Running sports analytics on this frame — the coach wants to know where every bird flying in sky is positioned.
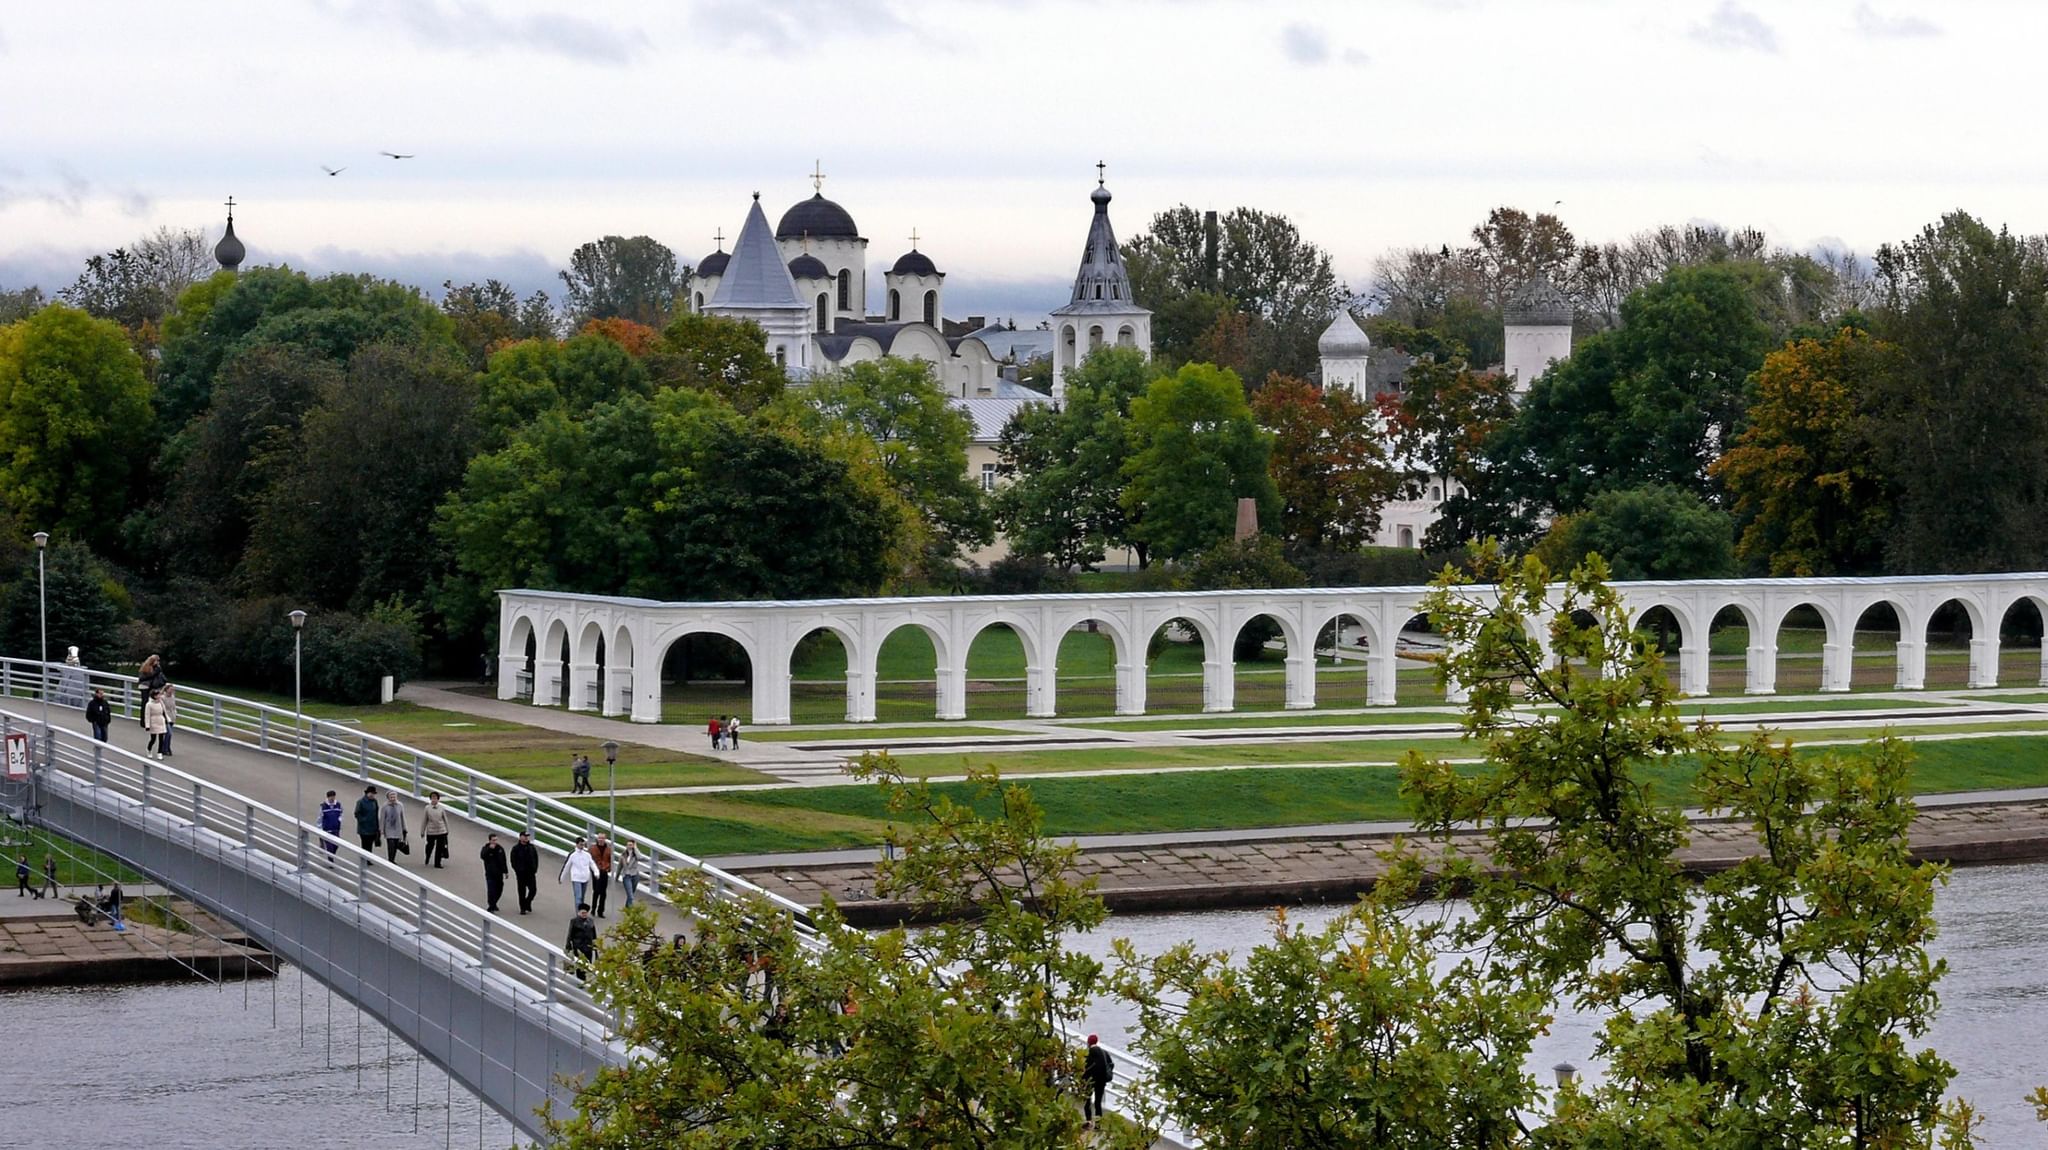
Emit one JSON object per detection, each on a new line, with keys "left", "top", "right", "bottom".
{"left": 321, "top": 165, "right": 346, "bottom": 176}
{"left": 381, "top": 151, "right": 415, "bottom": 159}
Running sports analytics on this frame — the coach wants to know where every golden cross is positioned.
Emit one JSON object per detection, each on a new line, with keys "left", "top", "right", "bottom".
{"left": 810, "top": 159, "right": 827, "bottom": 192}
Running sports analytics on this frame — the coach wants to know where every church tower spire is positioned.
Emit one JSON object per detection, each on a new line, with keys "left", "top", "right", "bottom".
{"left": 1048, "top": 164, "right": 1151, "bottom": 404}
{"left": 214, "top": 195, "right": 246, "bottom": 272}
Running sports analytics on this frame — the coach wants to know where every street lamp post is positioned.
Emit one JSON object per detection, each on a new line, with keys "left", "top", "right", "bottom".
{"left": 290, "top": 609, "right": 307, "bottom": 866}
{"left": 31, "top": 531, "right": 47, "bottom": 810}
{"left": 602, "top": 739, "right": 619, "bottom": 842}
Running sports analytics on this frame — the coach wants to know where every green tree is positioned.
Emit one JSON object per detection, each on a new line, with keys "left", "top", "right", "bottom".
{"left": 1121, "top": 363, "right": 1277, "bottom": 564}
{"left": 777, "top": 358, "right": 991, "bottom": 560}
{"left": 1869, "top": 212, "right": 2048, "bottom": 572}
{"left": 993, "top": 347, "right": 1158, "bottom": 570}
{"left": 1710, "top": 327, "right": 1895, "bottom": 576}
{"left": 547, "top": 756, "right": 1146, "bottom": 1149}
{"left": 652, "top": 312, "right": 787, "bottom": 412}
{"left": 1123, "top": 206, "right": 1345, "bottom": 380}
{"left": 0, "top": 285, "right": 43, "bottom": 324}
{"left": 1112, "top": 903, "right": 1546, "bottom": 1149}
{"left": 0, "top": 305, "right": 153, "bottom": 552}
{"left": 1384, "top": 553, "right": 1975, "bottom": 1147}
{"left": 245, "top": 345, "right": 478, "bottom": 611}
{"left": 440, "top": 278, "right": 560, "bottom": 368}
{"left": 0, "top": 539, "right": 124, "bottom": 667}
{"left": 1378, "top": 353, "right": 1522, "bottom": 552}
{"left": 559, "top": 235, "right": 686, "bottom": 328}
{"left": 1532, "top": 484, "right": 1736, "bottom": 581}
{"left": 474, "top": 333, "right": 649, "bottom": 449}
{"left": 1252, "top": 376, "right": 1398, "bottom": 551}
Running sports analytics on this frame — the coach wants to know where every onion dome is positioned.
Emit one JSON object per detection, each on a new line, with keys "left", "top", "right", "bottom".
{"left": 1504, "top": 275, "right": 1572, "bottom": 327}
{"left": 788, "top": 253, "right": 828, "bottom": 280}
{"left": 890, "top": 249, "right": 938, "bottom": 276}
{"left": 214, "top": 208, "right": 245, "bottom": 271}
{"left": 775, "top": 193, "right": 860, "bottom": 240}
{"left": 1318, "top": 310, "right": 1371, "bottom": 358}
{"left": 696, "top": 249, "right": 729, "bottom": 278}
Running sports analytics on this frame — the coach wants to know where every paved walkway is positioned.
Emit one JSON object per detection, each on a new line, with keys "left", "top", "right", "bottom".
{"left": 36, "top": 705, "right": 680, "bottom": 948}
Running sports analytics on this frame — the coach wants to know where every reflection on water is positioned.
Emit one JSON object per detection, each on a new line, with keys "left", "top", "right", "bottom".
{"left": 0, "top": 965, "right": 517, "bottom": 1150}
{"left": 1073, "top": 863, "right": 2048, "bottom": 1146}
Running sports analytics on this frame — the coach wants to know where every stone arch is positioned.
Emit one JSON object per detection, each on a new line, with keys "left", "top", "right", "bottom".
{"left": 1049, "top": 615, "right": 1128, "bottom": 717}
{"left": 1628, "top": 601, "right": 1698, "bottom": 649}
{"left": 961, "top": 615, "right": 1046, "bottom": 719}
{"left": 1918, "top": 596, "right": 1988, "bottom": 689}
{"left": 1997, "top": 594, "right": 2048, "bottom": 688}
{"left": 1846, "top": 599, "right": 1906, "bottom": 690}
{"left": 504, "top": 612, "right": 538, "bottom": 701}
{"left": 875, "top": 620, "right": 951, "bottom": 720}
{"left": 1228, "top": 610, "right": 1304, "bottom": 711}
{"left": 1764, "top": 600, "right": 1845, "bottom": 694}
{"left": 1141, "top": 614, "right": 1217, "bottom": 715}
{"left": 789, "top": 623, "right": 863, "bottom": 723}
{"left": 608, "top": 624, "right": 636, "bottom": 715}
{"left": 652, "top": 624, "right": 759, "bottom": 723}
{"left": 1088, "top": 324, "right": 1104, "bottom": 352}
{"left": 1309, "top": 608, "right": 1384, "bottom": 707}
{"left": 539, "top": 617, "right": 572, "bottom": 706}
{"left": 572, "top": 619, "right": 608, "bottom": 712}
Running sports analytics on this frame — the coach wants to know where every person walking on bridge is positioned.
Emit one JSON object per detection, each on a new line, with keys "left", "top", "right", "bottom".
{"left": 16, "top": 853, "right": 35, "bottom": 898}
{"left": 143, "top": 691, "right": 167, "bottom": 760}
{"left": 1082, "top": 1034, "right": 1114, "bottom": 1128}
{"left": 85, "top": 688, "right": 111, "bottom": 742}
{"left": 379, "top": 790, "right": 410, "bottom": 862}
{"left": 566, "top": 904, "right": 597, "bottom": 980}
{"left": 510, "top": 831, "right": 539, "bottom": 914}
{"left": 589, "top": 834, "right": 613, "bottom": 917}
{"left": 318, "top": 790, "right": 344, "bottom": 863}
{"left": 353, "top": 786, "right": 382, "bottom": 859}
{"left": 420, "top": 792, "right": 451, "bottom": 868}
{"left": 479, "top": 833, "right": 508, "bottom": 913}
{"left": 156, "top": 682, "right": 178, "bottom": 758}
{"left": 616, "top": 839, "right": 641, "bottom": 908}
{"left": 39, "top": 854, "right": 58, "bottom": 900}
{"left": 559, "top": 837, "right": 596, "bottom": 910}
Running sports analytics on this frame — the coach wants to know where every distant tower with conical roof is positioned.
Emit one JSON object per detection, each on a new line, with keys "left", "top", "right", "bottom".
{"left": 214, "top": 196, "right": 246, "bottom": 273}
{"left": 1049, "top": 163, "right": 1151, "bottom": 405}
{"left": 704, "top": 193, "right": 814, "bottom": 373}
{"left": 1502, "top": 274, "right": 1573, "bottom": 395}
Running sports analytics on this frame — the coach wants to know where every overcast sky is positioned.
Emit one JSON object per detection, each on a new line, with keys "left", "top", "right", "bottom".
{"left": 0, "top": 0, "right": 2033, "bottom": 321}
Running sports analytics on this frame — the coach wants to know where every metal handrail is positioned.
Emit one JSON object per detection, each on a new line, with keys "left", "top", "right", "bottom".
{"left": 4, "top": 705, "right": 610, "bottom": 1039}
{"left": 10, "top": 659, "right": 1180, "bottom": 1143}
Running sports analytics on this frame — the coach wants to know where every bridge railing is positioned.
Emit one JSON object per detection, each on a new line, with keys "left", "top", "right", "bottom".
{"left": 4, "top": 659, "right": 1182, "bottom": 1144}
{"left": 0, "top": 657, "right": 815, "bottom": 930}
{"left": 3, "top": 704, "right": 612, "bottom": 1040}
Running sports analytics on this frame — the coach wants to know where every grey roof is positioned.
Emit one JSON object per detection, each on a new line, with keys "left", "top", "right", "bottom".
{"left": 1504, "top": 275, "right": 1572, "bottom": 327}
{"left": 788, "top": 253, "right": 829, "bottom": 280}
{"left": 965, "top": 324, "right": 1054, "bottom": 363}
{"left": 707, "top": 197, "right": 804, "bottom": 311}
{"left": 889, "top": 249, "right": 939, "bottom": 277}
{"left": 816, "top": 321, "right": 918, "bottom": 362}
{"left": 695, "top": 249, "right": 729, "bottom": 278}
{"left": 1049, "top": 179, "right": 1148, "bottom": 318}
{"left": 776, "top": 193, "right": 860, "bottom": 240}
{"left": 214, "top": 213, "right": 244, "bottom": 270}
{"left": 1318, "top": 310, "right": 1370, "bottom": 358}
{"left": 948, "top": 394, "right": 1046, "bottom": 441}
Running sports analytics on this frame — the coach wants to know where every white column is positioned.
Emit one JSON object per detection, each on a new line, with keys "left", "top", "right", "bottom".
{"left": 1678, "top": 644, "right": 1709, "bottom": 697}
{"left": 1368, "top": 645, "right": 1399, "bottom": 707}
{"left": 1745, "top": 642, "right": 1776, "bottom": 695}
{"left": 566, "top": 662, "right": 599, "bottom": 712}
{"left": 497, "top": 655, "right": 525, "bottom": 701}
{"left": 1203, "top": 657, "right": 1233, "bottom": 712}
{"left": 1025, "top": 661, "right": 1057, "bottom": 718}
{"left": 1894, "top": 640, "right": 1926, "bottom": 691}
{"left": 601, "top": 665, "right": 630, "bottom": 717}
{"left": 843, "top": 667, "right": 874, "bottom": 723}
{"left": 629, "top": 666, "right": 662, "bottom": 723}
{"left": 1114, "top": 661, "right": 1146, "bottom": 715}
{"left": 532, "top": 655, "right": 561, "bottom": 707}
{"left": 935, "top": 663, "right": 967, "bottom": 721}
{"left": 752, "top": 645, "right": 792, "bottom": 725}
{"left": 1820, "top": 642, "right": 1852, "bottom": 692}
{"left": 1969, "top": 637, "right": 2000, "bottom": 689}
{"left": 1283, "top": 651, "right": 1316, "bottom": 710}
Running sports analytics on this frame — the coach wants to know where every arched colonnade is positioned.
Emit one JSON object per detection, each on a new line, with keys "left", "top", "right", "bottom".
{"left": 497, "top": 574, "right": 2048, "bottom": 724}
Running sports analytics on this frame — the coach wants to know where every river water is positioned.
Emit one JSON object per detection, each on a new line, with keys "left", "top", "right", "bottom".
{"left": 2, "top": 864, "right": 2044, "bottom": 1147}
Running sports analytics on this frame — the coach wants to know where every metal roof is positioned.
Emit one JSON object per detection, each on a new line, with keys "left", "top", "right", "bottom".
{"left": 707, "top": 197, "right": 804, "bottom": 311}
{"left": 948, "top": 394, "right": 1046, "bottom": 441}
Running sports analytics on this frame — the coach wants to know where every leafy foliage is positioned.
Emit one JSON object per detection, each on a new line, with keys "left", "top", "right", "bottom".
{"left": 0, "top": 539, "right": 125, "bottom": 667}
{"left": 1251, "top": 375, "right": 1399, "bottom": 551}
{"left": 0, "top": 305, "right": 153, "bottom": 553}
{"left": 1121, "top": 363, "right": 1277, "bottom": 563}
{"left": 558, "top": 234, "right": 687, "bottom": 328}
{"left": 993, "top": 347, "right": 1157, "bottom": 570}
{"left": 1532, "top": 484, "right": 1736, "bottom": 581}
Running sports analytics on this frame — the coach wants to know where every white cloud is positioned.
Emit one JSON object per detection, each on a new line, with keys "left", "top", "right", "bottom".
{"left": 1280, "top": 22, "right": 1329, "bottom": 65}
{"left": 689, "top": 0, "right": 909, "bottom": 51}
{"left": 321, "top": 1, "right": 649, "bottom": 64}
{"left": 1689, "top": 2, "right": 1778, "bottom": 52}
{"left": 1852, "top": 3, "right": 1940, "bottom": 38}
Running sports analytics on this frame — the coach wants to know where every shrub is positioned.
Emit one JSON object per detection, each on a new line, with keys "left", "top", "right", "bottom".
{"left": 0, "top": 539, "right": 125, "bottom": 666}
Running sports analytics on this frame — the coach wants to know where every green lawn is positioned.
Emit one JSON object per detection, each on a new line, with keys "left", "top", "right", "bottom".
{"left": 2, "top": 824, "right": 146, "bottom": 887}
{"left": 746, "top": 725, "right": 1022, "bottom": 743}
{"left": 584, "top": 734, "right": 2048, "bottom": 859}
{"left": 1062, "top": 709, "right": 1465, "bottom": 732}
{"left": 886, "top": 737, "right": 1477, "bottom": 776}
{"left": 1675, "top": 697, "right": 1960, "bottom": 717}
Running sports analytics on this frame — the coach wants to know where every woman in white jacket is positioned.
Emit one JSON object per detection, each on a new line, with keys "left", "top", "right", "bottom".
{"left": 143, "top": 694, "right": 168, "bottom": 760}
{"left": 559, "top": 837, "right": 596, "bottom": 910}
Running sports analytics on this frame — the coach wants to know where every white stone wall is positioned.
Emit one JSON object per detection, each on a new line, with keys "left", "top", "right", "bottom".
{"left": 1504, "top": 323, "right": 1572, "bottom": 394}
{"left": 1320, "top": 353, "right": 1372, "bottom": 396}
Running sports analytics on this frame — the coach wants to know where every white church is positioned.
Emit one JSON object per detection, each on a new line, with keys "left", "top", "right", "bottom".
{"left": 1318, "top": 274, "right": 1575, "bottom": 549}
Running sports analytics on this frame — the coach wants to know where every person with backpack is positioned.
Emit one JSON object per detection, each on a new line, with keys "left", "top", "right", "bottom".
{"left": 1082, "top": 1034, "right": 1115, "bottom": 1128}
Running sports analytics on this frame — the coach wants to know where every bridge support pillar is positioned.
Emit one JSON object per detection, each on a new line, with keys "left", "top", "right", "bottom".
{"left": 844, "top": 668, "right": 876, "bottom": 723}
{"left": 1367, "top": 645, "right": 1399, "bottom": 706}
{"left": 1025, "top": 662, "right": 1056, "bottom": 718}
{"left": 1114, "top": 662, "right": 1145, "bottom": 715}
{"left": 1969, "top": 637, "right": 2000, "bottom": 689}
{"left": 1677, "top": 644, "right": 1709, "bottom": 696}
{"left": 1894, "top": 640, "right": 1926, "bottom": 690}
{"left": 935, "top": 666, "right": 966, "bottom": 721}
{"left": 1203, "top": 658, "right": 1232, "bottom": 712}
{"left": 1821, "top": 642, "right": 1852, "bottom": 692}
{"left": 566, "top": 662, "right": 599, "bottom": 712}
{"left": 1745, "top": 644, "right": 1775, "bottom": 695}
{"left": 1283, "top": 651, "right": 1316, "bottom": 709}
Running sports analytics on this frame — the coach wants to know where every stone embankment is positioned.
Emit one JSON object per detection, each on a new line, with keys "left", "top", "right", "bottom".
{"left": 0, "top": 894, "right": 276, "bottom": 986}
{"left": 727, "top": 795, "right": 2048, "bottom": 926}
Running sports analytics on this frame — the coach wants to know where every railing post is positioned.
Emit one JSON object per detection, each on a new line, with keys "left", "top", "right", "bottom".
{"left": 192, "top": 782, "right": 204, "bottom": 828}
{"left": 466, "top": 776, "right": 478, "bottom": 818}
{"left": 92, "top": 742, "right": 103, "bottom": 788}
{"left": 297, "top": 825, "right": 309, "bottom": 870}
{"left": 122, "top": 678, "right": 133, "bottom": 720}
{"left": 478, "top": 920, "right": 493, "bottom": 973}
{"left": 524, "top": 795, "right": 536, "bottom": 835}
{"left": 411, "top": 754, "right": 423, "bottom": 797}
{"left": 142, "top": 761, "right": 153, "bottom": 808}
{"left": 544, "top": 954, "right": 559, "bottom": 1003}
{"left": 258, "top": 712, "right": 269, "bottom": 752}
{"left": 211, "top": 698, "right": 221, "bottom": 736}
{"left": 356, "top": 854, "right": 369, "bottom": 900}
{"left": 356, "top": 737, "right": 368, "bottom": 782}
{"left": 417, "top": 887, "right": 430, "bottom": 933}
{"left": 4, "top": 662, "right": 12, "bottom": 698}
{"left": 244, "top": 804, "right": 256, "bottom": 849}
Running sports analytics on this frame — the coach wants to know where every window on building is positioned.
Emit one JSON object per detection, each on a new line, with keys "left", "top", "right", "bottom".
{"left": 816, "top": 293, "right": 829, "bottom": 333}
{"left": 980, "top": 463, "right": 997, "bottom": 491}
{"left": 774, "top": 346, "right": 786, "bottom": 369}
{"left": 888, "top": 289, "right": 900, "bottom": 322}
{"left": 1398, "top": 526, "right": 1415, "bottom": 549}
{"left": 1094, "top": 284, "right": 1102, "bottom": 300}
{"left": 837, "top": 268, "right": 851, "bottom": 311}
{"left": 693, "top": 291, "right": 704, "bottom": 312}
{"left": 1430, "top": 485, "right": 1442, "bottom": 501}
{"left": 1112, "top": 284, "right": 1120, "bottom": 300}
{"left": 922, "top": 290, "right": 936, "bottom": 326}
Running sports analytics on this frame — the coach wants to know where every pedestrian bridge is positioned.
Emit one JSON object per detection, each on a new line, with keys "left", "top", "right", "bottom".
{"left": 498, "top": 572, "right": 2048, "bottom": 723}
{"left": 0, "top": 661, "right": 1182, "bottom": 1145}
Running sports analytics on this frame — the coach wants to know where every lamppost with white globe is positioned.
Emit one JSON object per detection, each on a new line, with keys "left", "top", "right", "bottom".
{"left": 290, "top": 609, "right": 307, "bottom": 867}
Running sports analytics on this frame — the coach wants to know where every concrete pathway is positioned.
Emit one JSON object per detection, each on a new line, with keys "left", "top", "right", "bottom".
{"left": 34, "top": 704, "right": 681, "bottom": 948}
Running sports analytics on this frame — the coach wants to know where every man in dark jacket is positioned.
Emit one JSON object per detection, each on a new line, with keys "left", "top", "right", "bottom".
{"left": 479, "top": 833, "right": 508, "bottom": 913}
{"left": 509, "top": 832, "right": 540, "bottom": 915}
{"left": 353, "top": 785, "right": 382, "bottom": 859}
{"left": 566, "top": 904, "right": 597, "bottom": 979}
{"left": 1082, "top": 1034, "right": 1114, "bottom": 1127}
{"left": 84, "top": 689, "right": 112, "bottom": 742}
